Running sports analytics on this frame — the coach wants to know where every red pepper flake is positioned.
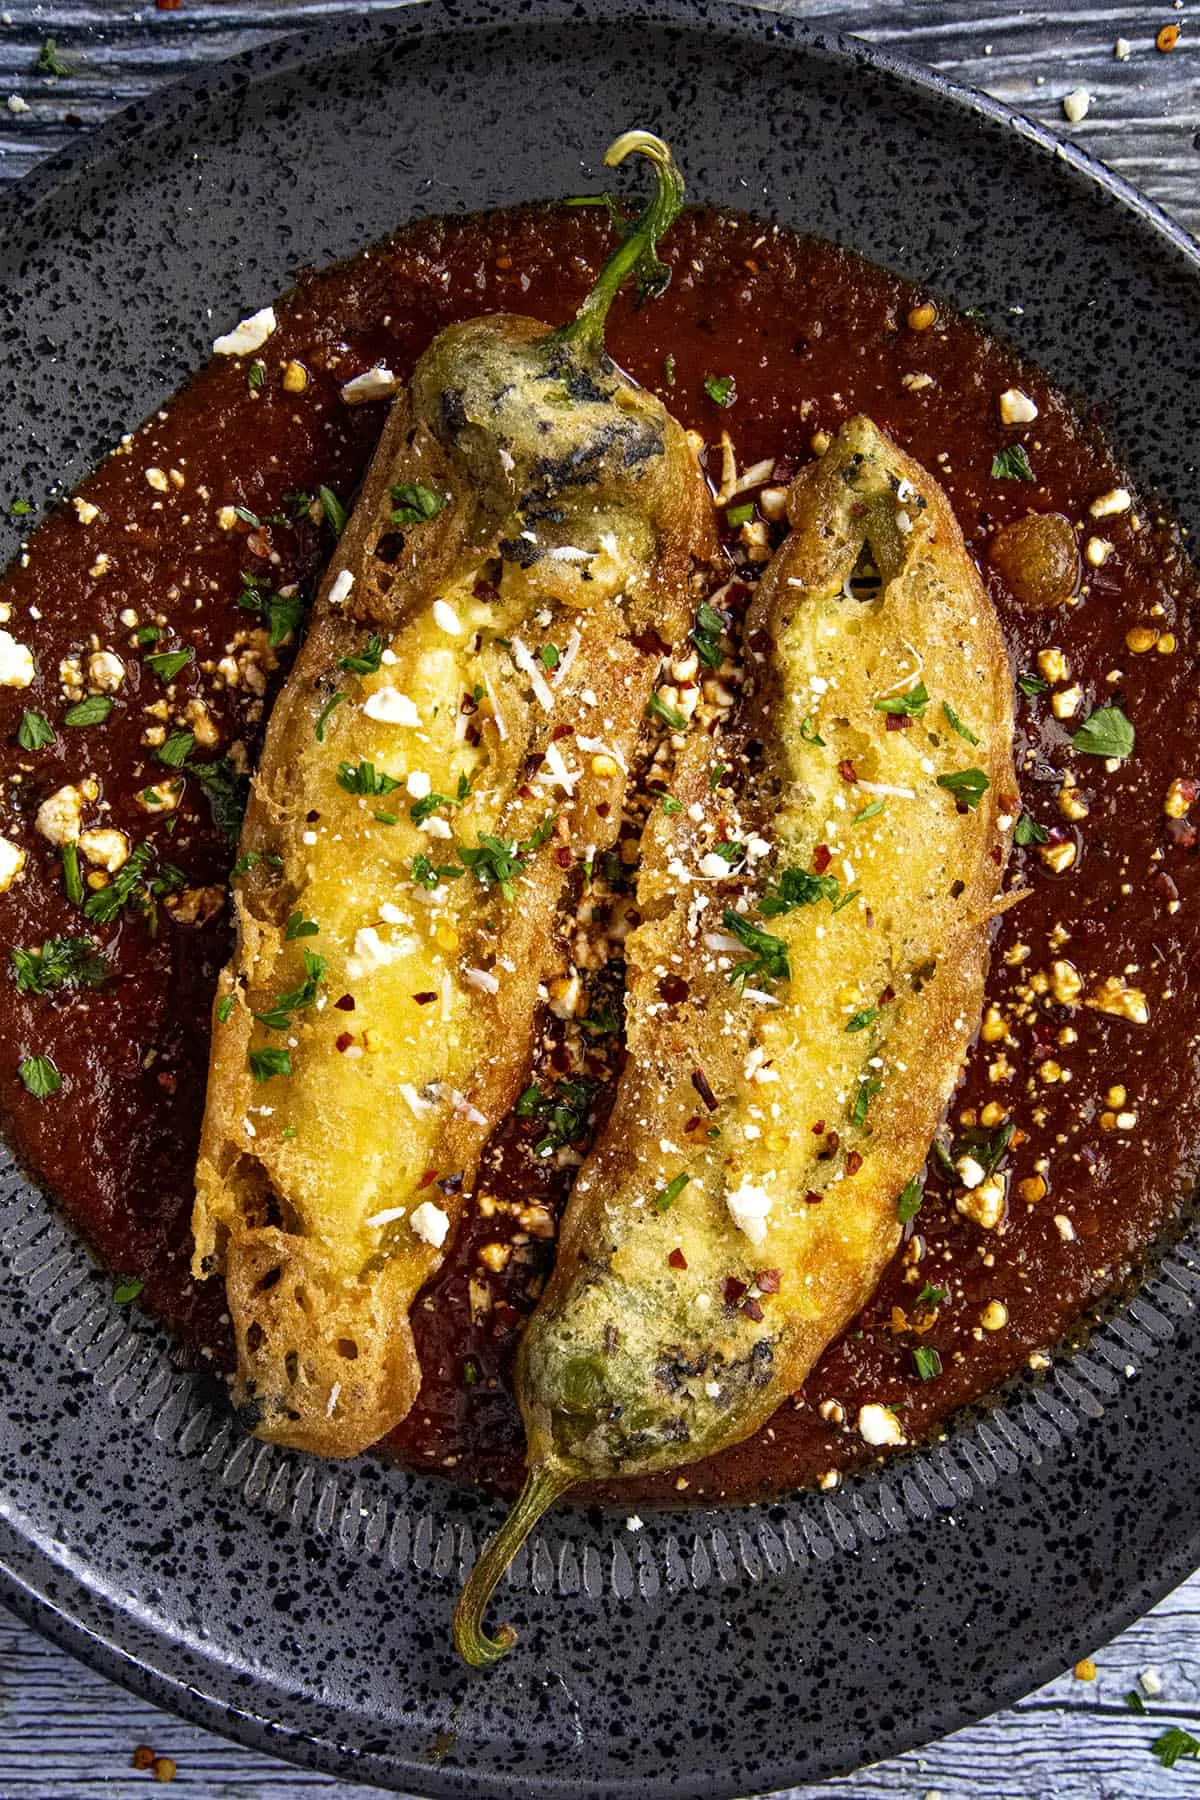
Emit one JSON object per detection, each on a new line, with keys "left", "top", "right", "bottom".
{"left": 473, "top": 579, "right": 500, "bottom": 604}
{"left": 246, "top": 529, "right": 272, "bottom": 561}
{"left": 742, "top": 1298, "right": 764, "bottom": 1322}
{"left": 811, "top": 1118, "right": 826, "bottom": 1135}
{"left": 885, "top": 713, "right": 912, "bottom": 731}
{"left": 813, "top": 843, "right": 832, "bottom": 873}
{"left": 879, "top": 985, "right": 895, "bottom": 1006}
{"left": 756, "top": 1268, "right": 782, "bottom": 1293}
{"left": 596, "top": 800, "right": 611, "bottom": 819}
{"left": 156, "top": 1069, "right": 177, "bottom": 1094}
{"left": 668, "top": 1247, "right": 688, "bottom": 1270}
{"left": 722, "top": 1275, "right": 748, "bottom": 1307}
{"left": 554, "top": 845, "right": 573, "bottom": 869}
{"left": 683, "top": 1113, "right": 702, "bottom": 1133}
{"left": 460, "top": 691, "right": 479, "bottom": 715}
{"left": 156, "top": 0, "right": 183, "bottom": 9}
{"left": 412, "top": 991, "right": 437, "bottom": 1005}
{"left": 804, "top": 1189, "right": 824, "bottom": 1205}
{"left": 335, "top": 993, "right": 356, "bottom": 1011}
{"left": 692, "top": 1066, "right": 719, "bottom": 1111}
{"left": 552, "top": 722, "right": 573, "bottom": 741}
{"left": 838, "top": 759, "right": 859, "bottom": 783}
{"left": 335, "top": 1032, "right": 355, "bottom": 1053}
{"left": 418, "top": 1168, "right": 439, "bottom": 1189}
{"left": 846, "top": 1150, "right": 863, "bottom": 1177}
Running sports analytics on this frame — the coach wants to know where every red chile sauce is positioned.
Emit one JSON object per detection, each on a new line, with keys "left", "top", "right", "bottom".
{"left": 0, "top": 206, "right": 1197, "bottom": 1506}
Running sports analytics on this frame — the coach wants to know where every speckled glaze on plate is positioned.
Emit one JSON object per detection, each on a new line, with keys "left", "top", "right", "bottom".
{"left": 0, "top": 3, "right": 1198, "bottom": 1794}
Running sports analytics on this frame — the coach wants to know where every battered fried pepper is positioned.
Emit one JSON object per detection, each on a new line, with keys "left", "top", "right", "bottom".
{"left": 193, "top": 133, "right": 714, "bottom": 1457}
{"left": 454, "top": 416, "right": 1016, "bottom": 1662}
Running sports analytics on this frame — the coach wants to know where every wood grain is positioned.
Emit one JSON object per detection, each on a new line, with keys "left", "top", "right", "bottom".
{"left": 0, "top": 1, "right": 1196, "bottom": 1795}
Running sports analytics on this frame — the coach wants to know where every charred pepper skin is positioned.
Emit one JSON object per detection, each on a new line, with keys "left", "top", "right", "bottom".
{"left": 453, "top": 416, "right": 1017, "bottom": 1665}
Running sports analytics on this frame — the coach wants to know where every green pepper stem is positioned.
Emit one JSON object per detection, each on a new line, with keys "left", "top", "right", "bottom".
{"left": 557, "top": 130, "right": 685, "bottom": 355}
{"left": 452, "top": 1462, "right": 574, "bottom": 1668}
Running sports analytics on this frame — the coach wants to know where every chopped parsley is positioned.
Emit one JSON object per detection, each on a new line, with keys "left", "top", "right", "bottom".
{"left": 411, "top": 853, "right": 463, "bottom": 888}
{"left": 8, "top": 497, "right": 32, "bottom": 517}
{"left": 945, "top": 1118, "right": 1014, "bottom": 1180}
{"left": 759, "top": 865, "right": 839, "bottom": 916}
{"left": 63, "top": 694, "right": 113, "bottom": 728}
{"left": 18, "top": 1053, "right": 61, "bottom": 1099}
{"left": 1071, "top": 704, "right": 1134, "bottom": 761}
{"left": 515, "top": 1076, "right": 597, "bottom": 1157}
{"left": 936, "top": 767, "right": 990, "bottom": 810}
{"left": 337, "top": 759, "right": 400, "bottom": 798}
{"left": 845, "top": 1005, "right": 879, "bottom": 1034}
{"left": 16, "top": 710, "right": 54, "bottom": 752}
{"left": 915, "top": 1282, "right": 948, "bottom": 1309}
{"left": 60, "top": 843, "right": 83, "bottom": 907}
{"left": 284, "top": 911, "right": 319, "bottom": 941}
{"left": 112, "top": 1276, "right": 144, "bottom": 1305}
{"left": 410, "top": 774, "right": 470, "bottom": 824}
{"left": 318, "top": 485, "right": 348, "bottom": 537}
{"left": 249, "top": 1046, "right": 292, "bottom": 1083}
{"left": 1125, "top": 1690, "right": 1148, "bottom": 1715}
{"left": 722, "top": 909, "right": 790, "bottom": 991}
{"left": 659, "top": 794, "right": 684, "bottom": 816}
{"left": 990, "top": 444, "right": 1035, "bottom": 482}
{"left": 896, "top": 1178, "right": 924, "bottom": 1224}
{"left": 155, "top": 729, "right": 195, "bottom": 769}
{"left": 874, "top": 680, "right": 929, "bottom": 718}
{"left": 913, "top": 1345, "right": 942, "bottom": 1381}
{"left": 237, "top": 571, "right": 305, "bottom": 647}
{"left": 537, "top": 642, "right": 560, "bottom": 672}
{"left": 690, "top": 600, "right": 725, "bottom": 669}
{"left": 942, "top": 701, "right": 980, "bottom": 745}
{"left": 709, "top": 762, "right": 727, "bottom": 791}
{"left": 799, "top": 715, "right": 826, "bottom": 747}
{"left": 830, "top": 886, "right": 862, "bottom": 914}
{"left": 248, "top": 359, "right": 266, "bottom": 392}
{"left": 654, "top": 1172, "right": 691, "bottom": 1214}
{"left": 314, "top": 690, "right": 346, "bottom": 742}
{"left": 1017, "top": 670, "right": 1048, "bottom": 698}
{"left": 853, "top": 799, "right": 885, "bottom": 826}
{"left": 390, "top": 482, "right": 447, "bottom": 527}
{"left": 459, "top": 817, "right": 555, "bottom": 901}
{"left": 36, "top": 37, "right": 69, "bottom": 76}
{"left": 135, "top": 624, "right": 162, "bottom": 647}
{"left": 703, "top": 373, "right": 736, "bottom": 408}
{"left": 12, "top": 935, "right": 107, "bottom": 995}
{"left": 726, "top": 502, "right": 754, "bottom": 529}
{"left": 647, "top": 691, "right": 688, "bottom": 731}
{"left": 144, "top": 646, "right": 193, "bottom": 683}
{"left": 189, "top": 756, "right": 249, "bottom": 843}
{"left": 215, "top": 994, "right": 235, "bottom": 1024}
{"left": 1152, "top": 1727, "right": 1200, "bottom": 1770}
{"left": 851, "top": 1072, "right": 883, "bottom": 1129}
{"left": 1014, "top": 813, "right": 1049, "bottom": 847}
{"left": 254, "top": 949, "right": 326, "bottom": 1032}
{"left": 339, "top": 634, "right": 384, "bottom": 676}
{"left": 83, "top": 842, "right": 184, "bottom": 929}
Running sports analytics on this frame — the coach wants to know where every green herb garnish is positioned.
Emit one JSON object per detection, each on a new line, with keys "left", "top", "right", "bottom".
{"left": 647, "top": 691, "right": 688, "bottom": 731}
{"left": 704, "top": 373, "right": 736, "bottom": 408}
{"left": 913, "top": 1345, "right": 942, "bottom": 1381}
{"left": 314, "top": 690, "right": 346, "bottom": 742}
{"left": 249, "top": 1047, "right": 292, "bottom": 1083}
{"left": 690, "top": 600, "right": 725, "bottom": 669}
{"left": 144, "top": 647, "right": 193, "bottom": 683}
{"left": 936, "top": 767, "right": 990, "bottom": 810}
{"left": 516, "top": 1076, "right": 598, "bottom": 1157}
{"left": 155, "top": 729, "right": 195, "bottom": 769}
{"left": 189, "top": 756, "right": 250, "bottom": 844}
{"left": 248, "top": 359, "right": 266, "bottom": 392}
{"left": 799, "top": 715, "right": 826, "bottom": 747}
{"left": 318, "top": 485, "right": 348, "bottom": 537}
{"left": 874, "top": 680, "right": 929, "bottom": 718}
{"left": 759, "top": 865, "right": 839, "bottom": 916}
{"left": 16, "top": 710, "right": 54, "bottom": 752}
{"left": 896, "top": 1178, "right": 924, "bottom": 1224}
{"left": 411, "top": 853, "right": 464, "bottom": 888}
{"left": 284, "top": 911, "right": 319, "bottom": 941}
{"left": 726, "top": 502, "right": 754, "bottom": 529}
{"left": 254, "top": 949, "right": 326, "bottom": 1032}
{"left": 722, "top": 909, "right": 790, "bottom": 991}
{"left": 991, "top": 444, "right": 1035, "bottom": 482}
{"left": 135, "top": 624, "right": 162, "bottom": 647}
{"left": 1017, "top": 670, "right": 1048, "bottom": 698}
{"left": 659, "top": 794, "right": 684, "bottom": 815}
{"left": 36, "top": 38, "right": 69, "bottom": 76}
{"left": 83, "top": 842, "right": 183, "bottom": 928}
{"left": 1125, "top": 1691, "right": 1148, "bottom": 1716}
{"left": 851, "top": 1073, "right": 883, "bottom": 1129}
{"left": 112, "top": 1276, "right": 144, "bottom": 1305}
{"left": 216, "top": 994, "right": 235, "bottom": 1024}
{"left": 64, "top": 694, "right": 113, "bottom": 728}
{"left": 1014, "top": 813, "right": 1049, "bottom": 846}
{"left": 915, "top": 1283, "right": 948, "bottom": 1309}
{"left": 339, "top": 634, "right": 384, "bottom": 677}
{"left": 61, "top": 843, "right": 83, "bottom": 907}
{"left": 11, "top": 935, "right": 107, "bottom": 995}
{"left": 845, "top": 1006, "right": 880, "bottom": 1034}
{"left": 654, "top": 1172, "right": 691, "bottom": 1213}
{"left": 18, "top": 1053, "right": 61, "bottom": 1098}
{"left": 337, "top": 760, "right": 400, "bottom": 798}
{"left": 942, "top": 701, "right": 980, "bottom": 745}
{"left": 459, "top": 817, "right": 555, "bottom": 902}
{"left": 8, "top": 497, "right": 32, "bottom": 518}
{"left": 853, "top": 800, "right": 885, "bottom": 826}
{"left": 390, "top": 482, "right": 447, "bottom": 527}
{"left": 1071, "top": 705, "right": 1134, "bottom": 761}
{"left": 1152, "top": 1728, "right": 1200, "bottom": 1770}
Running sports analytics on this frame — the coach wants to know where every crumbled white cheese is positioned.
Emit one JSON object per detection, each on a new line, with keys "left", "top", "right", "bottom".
{"left": 1139, "top": 1667, "right": 1164, "bottom": 1698}
{"left": 0, "top": 836, "right": 25, "bottom": 892}
{"left": 858, "top": 1403, "right": 904, "bottom": 1447}
{"left": 698, "top": 851, "right": 734, "bottom": 879}
{"left": 1089, "top": 486, "right": 1132, "bottom": 518}
{"left": 432, "top": 598, "right": 462, "bottom": 635}
{"left": 87, "top": 649, "right": 125, "bottom": 691}
{"left": 956, "top": 1154, "right": 986, "bottom": 1190}
{"left": 363, "top": 686, "right": 420, "bottom": 726}
{"left": 725, "top": 1178, "right": 772, "bottom": 1246}
{"left": 77, "top": 828, "right": 128, "bottom": 872}
{"left": 328, "top": 568, "right": 355, "bottom": 607}
{"left": 340, "top": 365, "right": 399, "bottom": 405}
{"left": 405, "top": 770, "right": 431, "bottom": 800}
{"left": 35, "top": 784, "right": 83, "bottom": 845}
{"left": 998, "top": 387, "right": 1038, "bottom": 425}
{"left": 7, "top": 94, "right": 29, "bottom": 116}
{"left": 0, "top": 629, "right": 35, "bottom": 688}
{"left": 348, "top": 926, "right": 405, "bottom": 976}
{"left": 1062, "top": 88, "right": 1091, "bottom": 123}
{"left": 212, "top": 306, "right": 277, "bottom": 356}
{"left": 72, "top": 496, "right": 100, "bottom": 526}
{"left": 410, "top": 1199, "right": 450, "bottom": 1248}
{"left": 463, "top": 966, "right": 500, "bottom": 994}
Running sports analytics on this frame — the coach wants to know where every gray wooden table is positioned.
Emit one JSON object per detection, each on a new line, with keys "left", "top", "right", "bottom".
{"left": 0, "top": 2, "right": 1196, "bottom": 1794}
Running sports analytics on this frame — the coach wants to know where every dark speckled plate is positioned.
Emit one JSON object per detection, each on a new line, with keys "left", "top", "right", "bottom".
{"left": 1, "top": 3, "right": 1199, "bottom": 1793}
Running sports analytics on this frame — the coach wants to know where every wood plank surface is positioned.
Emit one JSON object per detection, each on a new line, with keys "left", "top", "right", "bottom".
{"left": 0, "top": 2, "right": 1196, "bottom": 1796}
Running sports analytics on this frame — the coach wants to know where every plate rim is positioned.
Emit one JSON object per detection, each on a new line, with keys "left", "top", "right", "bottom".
{"left": 1, "top": 1, "right": 1199, "bottom": 1793}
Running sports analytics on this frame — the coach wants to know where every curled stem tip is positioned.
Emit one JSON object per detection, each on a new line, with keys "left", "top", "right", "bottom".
{"left": 452, "top": 1463, "right": 574, "bottom": 1668}
{"left": 559, "top": 130, "right": 685, "bottom": 354}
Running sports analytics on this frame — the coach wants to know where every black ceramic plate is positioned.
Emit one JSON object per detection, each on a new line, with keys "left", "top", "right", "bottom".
{"left": 1, "top": 3, "right": 1199, "bottom": 1794}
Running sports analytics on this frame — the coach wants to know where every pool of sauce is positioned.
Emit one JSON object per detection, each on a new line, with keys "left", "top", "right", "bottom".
{"left": 0, "top": 205, "right": 1197, "bottom": 1504}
